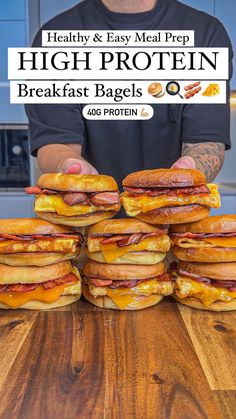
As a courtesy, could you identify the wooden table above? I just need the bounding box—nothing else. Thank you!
[0,297,235,419]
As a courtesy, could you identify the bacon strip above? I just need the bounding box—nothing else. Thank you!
[101,235,129,245]
[176,269,236,290]
[212,280,236,291]
[101,231,165,247]
[0,234,21,240]
[86,273,172,289]
[172,232,236,239]
[177,269,211,283]
[184,81,201,91]
[124,185,209,196]
[0,272,78,294]
[0,284,37,293]
[118,233,143,247]
[0,233,83,242]
[185,86,202,99]
[140,231,167,240]
[42,272,78,290]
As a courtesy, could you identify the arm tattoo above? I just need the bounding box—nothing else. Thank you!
[182,142,225,182]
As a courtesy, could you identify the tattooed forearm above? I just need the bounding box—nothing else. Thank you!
[182,142,225,182]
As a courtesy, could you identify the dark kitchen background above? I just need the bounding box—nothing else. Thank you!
[1,0,236,218]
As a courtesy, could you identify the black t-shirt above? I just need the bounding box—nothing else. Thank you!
[26,0,233,188]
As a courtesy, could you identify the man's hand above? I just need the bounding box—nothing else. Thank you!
[58,157,98,174]
[37,144,97,174]
[171,156,196,170]
[181,142,225,182]
[171,142,225,182]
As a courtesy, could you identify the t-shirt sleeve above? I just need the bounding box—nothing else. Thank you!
[26,103,85,157]
[25,28,85,157]
[182,19,233,150]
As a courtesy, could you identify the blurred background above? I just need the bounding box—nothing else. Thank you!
[0,0,235,217]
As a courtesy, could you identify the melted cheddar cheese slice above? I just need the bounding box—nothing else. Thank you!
[0,267,81,308]
[97,236,170,263]
[175,276,236,306]
[35,195,119,216]
[89,279,173,309]
[0,238,78,254]
[172,236,236,248]
[121,184,220,216]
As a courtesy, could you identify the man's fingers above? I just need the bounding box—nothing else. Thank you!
[60,158,98,175]
[79,161,98,174]
[66,163,82,174]
[60,158,82,173]
[171,156,196,169]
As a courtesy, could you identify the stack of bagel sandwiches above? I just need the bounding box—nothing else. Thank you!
[170,215,236,311]
[0,172,120,310]
[83,218,172,310]
[0,218,83,310]
[1,166,234,312]
[121,167,236,312]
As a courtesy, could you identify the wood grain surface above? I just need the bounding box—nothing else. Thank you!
[0,298,234,419]
[179,305,236,391]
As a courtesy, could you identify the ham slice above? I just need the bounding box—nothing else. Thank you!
[25,187,119,206]
[89,278,113,287]
[25,186,58,195]
[25,186,42,194]
[89,192,119,206]
[62,192,89,206]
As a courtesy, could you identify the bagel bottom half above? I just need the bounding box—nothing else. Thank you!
[36,211,117,227]
[0,252,78,267]
[173,295,236,312]
[136,205,210,225]
[172,246,236,263]
[87,251,166,265]
[0,295,80,310]
[83,284,163,310]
